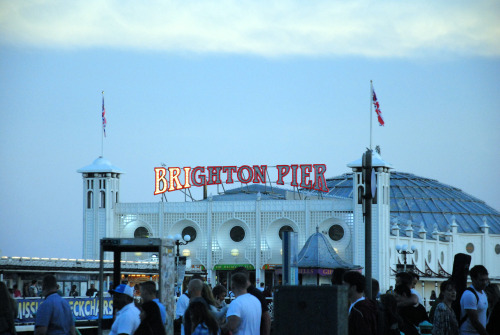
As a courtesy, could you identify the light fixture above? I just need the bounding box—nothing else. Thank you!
[231,249,239,257]
[395,244,416,272]
[182,249,191,257]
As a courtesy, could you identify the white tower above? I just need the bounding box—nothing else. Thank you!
[348,151,392,290]
[77,157,124,259]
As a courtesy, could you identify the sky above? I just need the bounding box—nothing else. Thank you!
[0,1,499,259]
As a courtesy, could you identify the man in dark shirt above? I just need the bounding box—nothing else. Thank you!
[394,285,427,335]
[343,271,378,335]
[86,283,98,297]
[135,281,165,335]
[183,279,206,335]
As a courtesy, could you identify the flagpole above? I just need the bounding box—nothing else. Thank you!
[370,80,373,150]
[101,91,104,157]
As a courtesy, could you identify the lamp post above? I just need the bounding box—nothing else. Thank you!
[172,234,190,296]
[396,244,416,272]
[174,234,191,257]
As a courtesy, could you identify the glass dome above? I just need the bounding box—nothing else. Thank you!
[324,171,500,236]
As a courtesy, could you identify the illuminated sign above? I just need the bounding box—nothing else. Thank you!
[154,164,329,195]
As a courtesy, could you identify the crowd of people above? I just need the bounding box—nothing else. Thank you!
[6,280,99,298]
[174,268,271,335]
[340,265,498,335]
[1,262,499,335]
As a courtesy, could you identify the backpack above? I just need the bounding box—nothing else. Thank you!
[459,287,479,326]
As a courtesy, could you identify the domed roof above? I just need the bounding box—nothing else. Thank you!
[77,157,124,174]
[297,231,360,269]
[324,172,500,236]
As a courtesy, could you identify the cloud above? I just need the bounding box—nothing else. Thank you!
[1,0,499,58]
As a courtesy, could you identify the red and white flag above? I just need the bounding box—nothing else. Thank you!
[102,94,107,137]
[372,89,384,126]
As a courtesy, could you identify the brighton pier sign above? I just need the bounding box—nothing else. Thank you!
[154,164,329,195]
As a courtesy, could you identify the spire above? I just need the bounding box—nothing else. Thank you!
[418,221,427,239]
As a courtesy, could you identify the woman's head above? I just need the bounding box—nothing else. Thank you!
[440,279,457,302]
[189,299,219,334]
[201,284,217,306]
[212,285,227,302]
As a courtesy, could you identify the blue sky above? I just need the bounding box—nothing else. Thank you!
[1,1,499,258]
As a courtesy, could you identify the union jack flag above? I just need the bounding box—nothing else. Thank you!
[102,95,107,137]
[372,88,384,126]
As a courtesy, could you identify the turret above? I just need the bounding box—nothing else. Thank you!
[77,157,124,259]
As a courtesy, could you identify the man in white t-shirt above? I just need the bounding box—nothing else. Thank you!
[460,265,489,335]
[224,273,262,335]
[109,284,141,335]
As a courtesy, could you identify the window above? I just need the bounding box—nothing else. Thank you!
[440,251,444,264]
[357,186,363,204]
[134,227,149,238]
[414,249,419,262]
[279,225,294,240]
[87,191,93,209]
[328,225,344,241]
[230,226,245,242]
[496,244,500,255]
[100,191,105,208]
[466,243,474,254]
[182,226,197,242]
[427,250,432,263]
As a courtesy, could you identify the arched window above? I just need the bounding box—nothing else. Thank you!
[357,186,363,204]
[134,227,149,238]
[100,191,105,208]
[87,191,93,209]
[279,225,294,240]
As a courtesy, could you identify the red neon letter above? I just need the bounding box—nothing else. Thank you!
[299,164,312,189]
[183,167,192,189]
[154,167,168,195]
[222,166,237,183]
[237,165,253,183]
[191,166,206,187]
[276,165,290,185]
[290,165,299,187]
[207,166,223,185]
[253,165,267,184]
[168,167,184,192]
[313,164,329,192]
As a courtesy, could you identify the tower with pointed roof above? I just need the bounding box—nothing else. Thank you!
[77,157,124,259]
[347,151,393,291]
